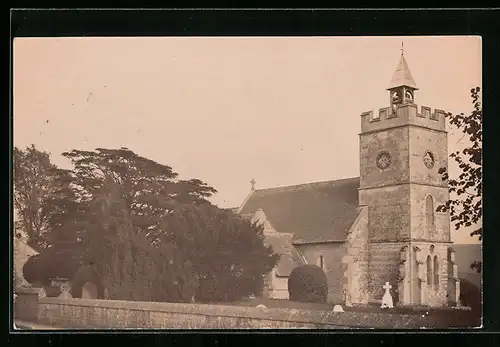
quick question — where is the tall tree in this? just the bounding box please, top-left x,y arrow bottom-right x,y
29,146 -> 277,303
437,87 -> 482,272
58,147 -> 217,244
13,145 -> 58,251
85,176 -> 198,302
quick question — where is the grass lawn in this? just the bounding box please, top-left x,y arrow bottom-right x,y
230,297 -> 480,318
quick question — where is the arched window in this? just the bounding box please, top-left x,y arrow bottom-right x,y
426,255 -> 433,286
426,196 -> 435,236
433,255 -> 439,290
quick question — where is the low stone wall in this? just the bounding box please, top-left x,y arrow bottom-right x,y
14,287 -> 42,321
30,297 -> 476,329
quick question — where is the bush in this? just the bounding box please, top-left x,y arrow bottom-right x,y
459,278 -> 481,314
288,265 -> 328,303
163,204 -> 279,303
22,254 -> 43,285
22,243 -> 84,286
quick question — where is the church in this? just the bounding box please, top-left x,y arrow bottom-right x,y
235,50 -> 461,308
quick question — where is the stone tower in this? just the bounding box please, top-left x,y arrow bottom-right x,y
358,49 -> 459,307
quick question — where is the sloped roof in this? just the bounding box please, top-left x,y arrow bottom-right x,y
388,53 -> 418,90
238,177 -> 360,244
264,232 -> 305,277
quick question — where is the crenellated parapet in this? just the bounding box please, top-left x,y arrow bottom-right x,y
360,104 -> 447,134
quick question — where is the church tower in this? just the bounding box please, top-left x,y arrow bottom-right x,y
358,47 -> 458,307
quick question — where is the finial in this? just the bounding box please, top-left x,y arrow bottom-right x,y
250,178 -> 256,190
401,41 -> 404,56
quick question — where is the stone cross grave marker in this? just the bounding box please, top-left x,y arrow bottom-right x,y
333,304 -> 344,313
380,282 -> 394,309
58,280 -> 73,299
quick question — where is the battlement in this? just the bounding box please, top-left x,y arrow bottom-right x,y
360,104 -> 447,134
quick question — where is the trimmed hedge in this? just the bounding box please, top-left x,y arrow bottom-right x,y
22,254 -> 44,285
288,265 -> 328,303
22,244 -> 84,286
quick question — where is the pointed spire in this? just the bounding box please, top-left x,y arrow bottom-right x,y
387,48 -> 418,90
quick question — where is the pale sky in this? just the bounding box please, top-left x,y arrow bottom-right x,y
13,36 -> 482,244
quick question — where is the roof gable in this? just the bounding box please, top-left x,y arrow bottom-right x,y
239,177 -> 360,243
264,232 -> 305,277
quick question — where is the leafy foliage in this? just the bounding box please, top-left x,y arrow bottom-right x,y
82,176 -> 198,302
22,254 -> 42,285
13,145 -> 58,251
160,204 -> 279,302
20,146 -> 277,303
437,87 -> 482,272
459,278 -> 481,314
288,265 -> 328,303
22,244 -> 84,286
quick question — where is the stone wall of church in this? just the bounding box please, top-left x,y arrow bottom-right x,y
410,184 -> 451,242
359,185 -> 411,241
408,127 -> 448,186
367,242 -> 405,304
342,207 -> 370,305
413,242 -> 450,307
294,243 -> 345,304
360,104 -> 446,134
267,269 -> 289,300
359,127 -> 410,189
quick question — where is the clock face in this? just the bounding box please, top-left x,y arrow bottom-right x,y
423,151 -> 435,169
376,151 -> 392,170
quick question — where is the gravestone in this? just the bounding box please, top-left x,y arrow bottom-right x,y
333,304 -> 344,313
81,282 -> 98,299
380,282 -> 394,309
51,278 -> 72,299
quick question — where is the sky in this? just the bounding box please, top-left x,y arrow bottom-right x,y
13,36 -> 482,244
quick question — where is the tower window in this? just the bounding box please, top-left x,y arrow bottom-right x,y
433,255 -> 439,290
426,255 -> 433,286
426,196 -> 435,237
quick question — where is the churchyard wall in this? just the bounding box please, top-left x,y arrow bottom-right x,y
14,287 -> 41,321
14,294 -> 476,329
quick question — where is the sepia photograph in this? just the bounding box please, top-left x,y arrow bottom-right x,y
12,35 -> 482,330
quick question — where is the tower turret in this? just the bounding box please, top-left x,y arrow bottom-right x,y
387,43 -> 418,114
